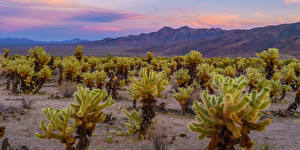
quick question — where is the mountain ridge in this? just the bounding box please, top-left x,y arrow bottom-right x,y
1,22 -> 300,58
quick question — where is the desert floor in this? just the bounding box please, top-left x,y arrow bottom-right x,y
0,81 -> 300,150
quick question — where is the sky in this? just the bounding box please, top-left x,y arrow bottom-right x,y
1,0 -> 300,41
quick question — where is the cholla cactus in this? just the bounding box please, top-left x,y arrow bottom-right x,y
74,45 -> 84,61
189,74 -> 271,150
82,72 -> 96,90
257,48 -> 279,80
197,63 -> 215,93
35,108 -> 77,150
29,47 -> 51,72
257,77 -> 289,103
70,84 -> 114,149
146,52 -> 154,64
174,69 -> 191,88
224,66 -> 236,78
235,58 -> 247,76
95,70 -> 107,89
184,51 -> 202,82
294,62 -> 300,76
80,60 -> 91,73
17,63 -> 35,93
173,86 -> 194,115
246,68 -> 263,93
35,66 -> 53,93
122,108 -> 142,136
3,48 -> 10,58
115,57 -> 131,82
106,75 -> 125,99
128,68 -> 169,136
282,64 -> 297,85
36,85 -> 114,150
62,57 -> 81,81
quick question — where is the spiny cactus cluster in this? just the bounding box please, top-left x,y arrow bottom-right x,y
1,47 -> 53,93
35,84 -> 114,150
189,74 -> 271,150
128,68 -> 169,136
174,69 -> 190,88
121,108 -> 142,136
173,86 -> 194,115
257,48 -> 279,80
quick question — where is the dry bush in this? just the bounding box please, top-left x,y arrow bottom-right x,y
131,127 -> 169,150
58,81 -> 77,98
20,97 -> 36,109
149,128 -> 169,150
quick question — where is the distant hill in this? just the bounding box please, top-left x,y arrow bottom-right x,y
1,22 -> 300,58
0,38 -> 89,45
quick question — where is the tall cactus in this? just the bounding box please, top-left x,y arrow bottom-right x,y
71,84 -> 114,149
74,45 -> 84,61
197,63 -> 215,93
36,84 -> 114,150
173,86 -> 194,115
188,74 -> 271,150
174,69 -> 190,88
35,108 -> 78,150
122,108 -> 142,135
257,48 -> 279,80
184,51 -> 202,84
128,68 -> 169,136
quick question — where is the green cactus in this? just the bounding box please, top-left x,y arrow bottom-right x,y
173,86 -> 194,115
35,107 -> 78,150
74,45 -> 84,61
82,72 -> 96,90
128,68 -> 169,136
224,66 -> 236,78
122,108 -> 142,136
184,51 -> 202,83
146,52 -> 154,64
29,46 -> 51,73
3,48 -> 10,58
35,65 -> 53,93
257,48 -> 279,80
70,84 -> 114,150
294,62 -> 300,76
197,63 -> 215,93
94,70 -> 107,89
246,68 -> 263,93
36,84 -> 114,150
189,74 -> 271,150
174,69 -> 190,88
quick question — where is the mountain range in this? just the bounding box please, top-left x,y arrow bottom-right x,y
0,38 -> 89,45
1,22 -> 300,58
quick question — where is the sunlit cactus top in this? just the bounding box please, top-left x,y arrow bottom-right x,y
70,84 -> 114,119
128,68 -> 169,100
189,74 -> 271,149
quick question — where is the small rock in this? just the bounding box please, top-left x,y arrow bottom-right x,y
180,133 -> 186,137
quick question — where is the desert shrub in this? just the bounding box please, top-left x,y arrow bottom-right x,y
59,81 -> 77,98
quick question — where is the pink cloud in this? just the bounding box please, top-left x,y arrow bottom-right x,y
169,13 -> 300,29
170,14 -> 240,29
0,1 -> 146,32
9,0 -> 79,8
0,17 -> 54,31
284,0 -> 300,4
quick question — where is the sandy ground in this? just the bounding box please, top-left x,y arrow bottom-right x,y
0,82 -> 300,150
